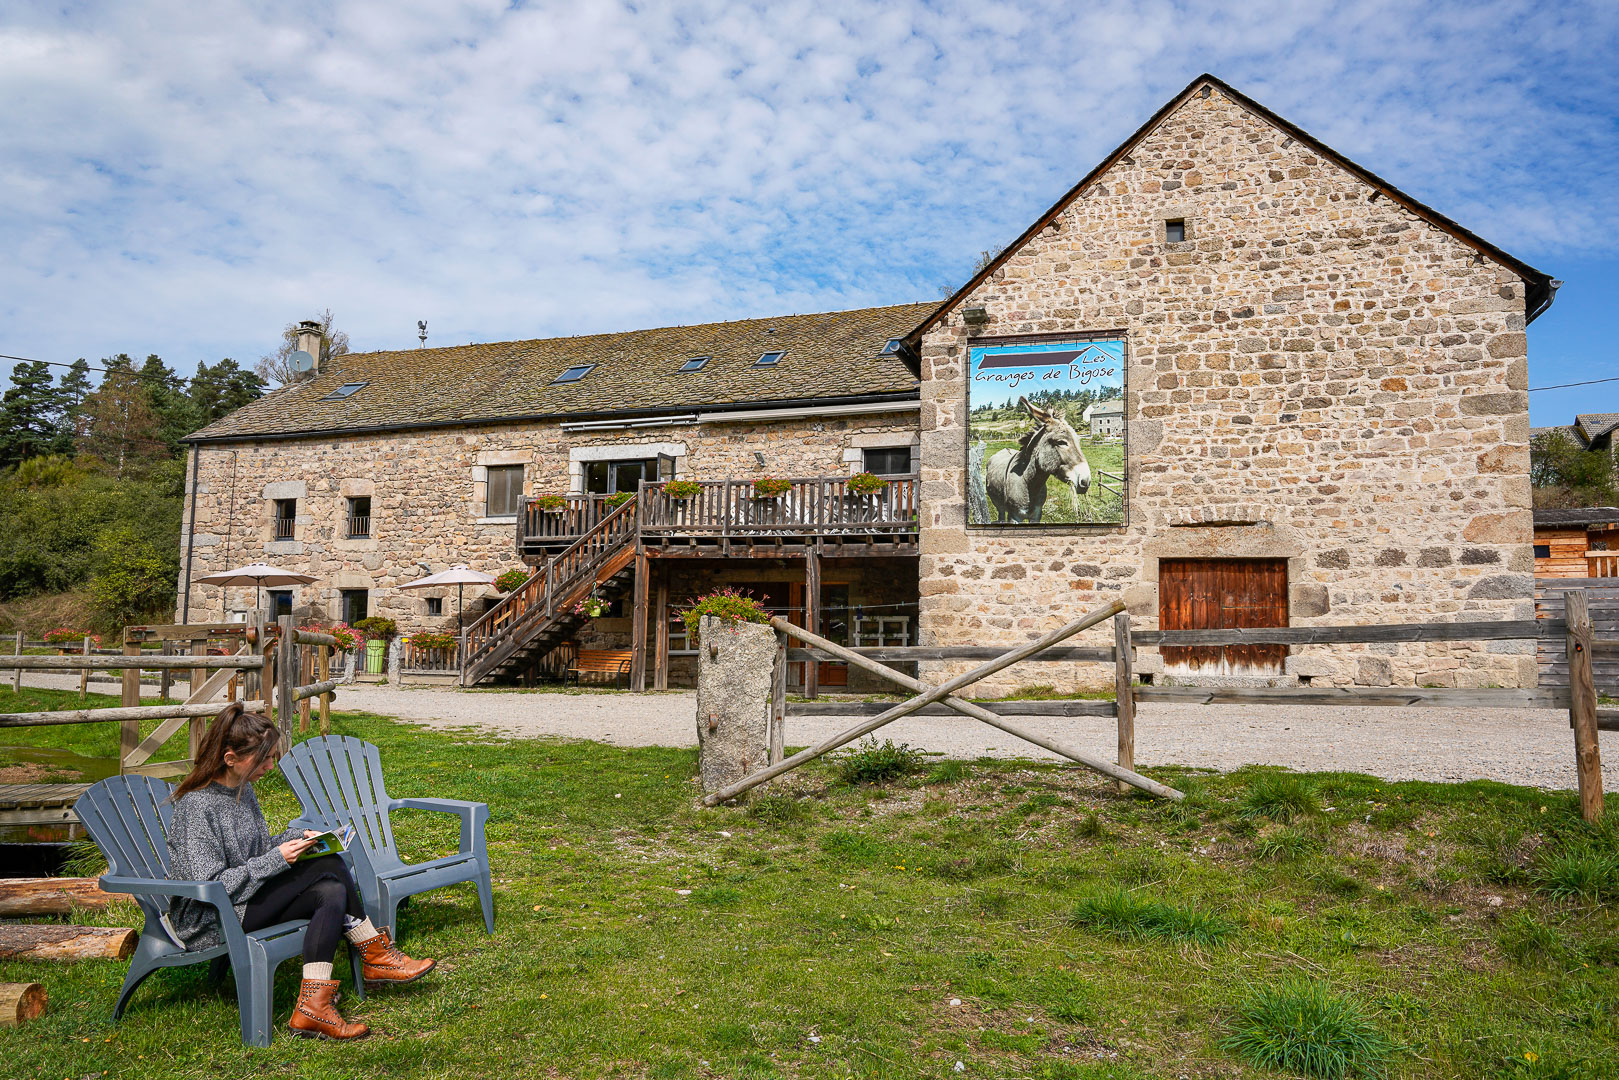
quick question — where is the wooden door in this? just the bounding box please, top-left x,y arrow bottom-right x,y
786,581 -> 849,687
1158,558 -> 1288,674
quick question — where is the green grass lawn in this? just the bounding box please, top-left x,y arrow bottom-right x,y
2,686 -> 1617,1078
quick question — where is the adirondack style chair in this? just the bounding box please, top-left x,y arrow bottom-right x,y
279,735 -> 494,939
73,775 -> 365,1047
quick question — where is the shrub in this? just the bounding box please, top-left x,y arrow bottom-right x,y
42,628 -> 99,646
1240,774 -> 1322,822
534,494 -> 568,511
752,475 -> 790,498
1221,980 -> 1394,1079
87,526 -> 175,627
662,479 -> 702,499
1069,888 -> 1233,946
679,588 -> 771,640
834,738 -> 922,784
494,568 -> 531,593
353,617 -> 397,640
405,630 -> 457,650
847,471 -> 886,495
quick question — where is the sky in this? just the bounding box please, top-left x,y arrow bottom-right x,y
1,0 -> 1615,425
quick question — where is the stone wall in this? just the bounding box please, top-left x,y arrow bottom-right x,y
178,410 -> 918,634
917,85 -> 1537,690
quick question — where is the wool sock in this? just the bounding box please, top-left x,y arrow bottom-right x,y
344,918 -> 381,943
303,962 -> 334,981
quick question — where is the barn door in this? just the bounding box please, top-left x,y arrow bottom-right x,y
1158,558 -> 1288,674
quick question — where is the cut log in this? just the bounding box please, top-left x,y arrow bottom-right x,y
0,924 -> 137,961
0,877 -> 114,917
0,982 -> 46,1026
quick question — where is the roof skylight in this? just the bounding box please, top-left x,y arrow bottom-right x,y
323,382 -> 368,400
679,357 -> 710,372
552,364 -> 595,384
882,338 -> 902,354
755,351 -> 785,367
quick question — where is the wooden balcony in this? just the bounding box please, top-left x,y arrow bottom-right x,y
516,475 -> 919,560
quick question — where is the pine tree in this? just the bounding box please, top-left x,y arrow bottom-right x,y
0,361 -> 63,468
51,359 -> 93,456
190,357 -> 266,425
138,353 -> 201,455
75,355 -> 164,478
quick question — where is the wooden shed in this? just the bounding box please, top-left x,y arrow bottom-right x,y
1533,507 -> 1619,579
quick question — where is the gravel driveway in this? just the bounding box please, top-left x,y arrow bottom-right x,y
17,673 -> 1610,791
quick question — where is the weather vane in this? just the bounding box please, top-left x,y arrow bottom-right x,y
417,320 -> 428,348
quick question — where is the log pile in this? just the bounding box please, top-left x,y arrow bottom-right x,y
0,877 -> 114,918
0,924 -> 137,961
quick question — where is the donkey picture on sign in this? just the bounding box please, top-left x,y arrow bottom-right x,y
966,339 -> 1125,525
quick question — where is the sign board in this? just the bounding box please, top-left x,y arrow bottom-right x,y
965,337 -> 1126,526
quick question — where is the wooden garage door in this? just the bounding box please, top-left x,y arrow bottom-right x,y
1158,558 -> 1289,674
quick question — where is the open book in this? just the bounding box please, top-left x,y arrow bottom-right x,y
297,823 -> 357,862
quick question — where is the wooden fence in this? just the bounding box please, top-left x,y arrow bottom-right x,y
782,595 -> 1614,822
1536,579 -> 1619,692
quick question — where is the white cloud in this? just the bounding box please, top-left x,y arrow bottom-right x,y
1,0 -> 1615,374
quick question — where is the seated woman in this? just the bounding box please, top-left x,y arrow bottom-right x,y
164,702 -> 435,1040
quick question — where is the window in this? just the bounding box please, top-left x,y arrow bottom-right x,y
274,499 -> 296,540
346,496 -> 371,538
1165,218 -> 1186,244
755,351 -> 785,367
679,357 -> 709,372
269,591 -> 293,618
881,338 -> 902,354
340,589 -> 368,626
486,465 -> 524,517
324,382 -> 368,400
1533,544 -> 1550,559
552,364 -> 595,384
425,597 -> 444,616
585,458 -> 655,495
863,447 -> 913,476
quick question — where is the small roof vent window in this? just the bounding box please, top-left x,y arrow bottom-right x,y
679,356 -> 710,372
755,351 -> 785,367
881,338 -> 902,354
324,382 -> 368,400
552,364 -> 595,384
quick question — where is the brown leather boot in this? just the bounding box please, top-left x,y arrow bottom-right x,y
288,979 -> 369,1040
356,928 -> 436,986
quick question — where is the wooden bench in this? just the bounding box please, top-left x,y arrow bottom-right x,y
565,649 -> 633,689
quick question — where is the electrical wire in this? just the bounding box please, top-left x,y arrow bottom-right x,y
1528,375 -> 1619,392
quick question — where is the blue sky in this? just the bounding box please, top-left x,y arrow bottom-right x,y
1,0 -> 1614,425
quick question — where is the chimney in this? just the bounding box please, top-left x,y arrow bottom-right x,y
295,320 -> 323,375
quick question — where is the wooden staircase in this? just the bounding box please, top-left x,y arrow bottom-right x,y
462,499 -> 640,685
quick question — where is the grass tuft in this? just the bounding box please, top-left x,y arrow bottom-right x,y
834,738 -> 922,784
746,793 -> 813,824
1240,773 -> 1322,822
1532,843 -> 1619,903
926,759 -> 972,785
1069,888 -> 1234,946
1255,827 -> 1322,862
1221,980 -> 1394,1079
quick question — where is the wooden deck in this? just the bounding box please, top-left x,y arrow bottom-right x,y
0,783 -> 90,827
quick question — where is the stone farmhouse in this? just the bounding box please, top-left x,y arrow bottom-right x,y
180,75 -> 1555,691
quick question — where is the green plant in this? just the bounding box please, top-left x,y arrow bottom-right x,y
535,493 -> 568,511
1532,843 -> 1619,902
926,760 -> 971,785
1255,827 -> 1322,862
42,627 -> 99,646
1221,979 -> 1395,1079
1240,773 -> 1322,822
834,738 -> 922,784
847,471 -> 886,495
679,588 -> 771,640
662,479 -> 702,499
746,794 -> 812,823
606,491 -> 635,508
1069,888 -> 1233,946
353,616 -> 397,640
405,630 -> 458,650
87,526 -> 175,626
495,568 -> 531,593
751,475 -> 790,498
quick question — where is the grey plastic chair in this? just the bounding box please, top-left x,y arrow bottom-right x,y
73,775 -> 364,1047
279,735 -> 493,940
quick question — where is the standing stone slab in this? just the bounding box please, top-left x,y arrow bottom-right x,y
695,616 -> 775,795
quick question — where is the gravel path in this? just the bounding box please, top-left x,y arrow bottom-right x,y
17,673 -> 1611,791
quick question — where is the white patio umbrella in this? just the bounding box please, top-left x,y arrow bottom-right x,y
194,562 -> 319,614
398,564 -> 497,624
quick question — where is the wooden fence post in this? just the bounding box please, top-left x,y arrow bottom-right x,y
277,615 -> 294,750
653,569 -> 669,692
630,551 -> 650,691
11,632 -> 20,693
189,637 -> 207,759
318,645 -> 331,736
79,637 -> 91,701
257,613 -> 273,725
158,641 -> 172,700
805,549 -> 821,700
119,631 -> 141,774
297,647 -> 312,733
770,629 -> 787,765
1114,612 -> 1135,793
1565,590 -> 1604,822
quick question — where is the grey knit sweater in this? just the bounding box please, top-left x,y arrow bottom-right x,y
164,781 -> 302,950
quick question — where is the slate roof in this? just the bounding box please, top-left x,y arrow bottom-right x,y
188,303 -> 932,442
1576,414 -> 1619,444
1534,507 -> 1619,528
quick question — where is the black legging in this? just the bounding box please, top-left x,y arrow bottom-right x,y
242,854 -> 365,964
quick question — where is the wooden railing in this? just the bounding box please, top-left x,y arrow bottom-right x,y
464,497 -> 640,680
400,640 -> 462,674
1588,552 -> 1618,578
639,475 -> 918,537
517,494 -> 628,548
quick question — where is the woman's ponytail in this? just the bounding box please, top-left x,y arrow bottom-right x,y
171,702 -> 281,800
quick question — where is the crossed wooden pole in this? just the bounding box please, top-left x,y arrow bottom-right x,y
702,599 -> 1184,805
